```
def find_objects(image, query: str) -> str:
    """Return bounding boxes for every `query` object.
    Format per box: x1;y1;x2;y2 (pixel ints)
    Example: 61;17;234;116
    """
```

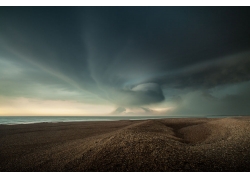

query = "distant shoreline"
0;115;248;125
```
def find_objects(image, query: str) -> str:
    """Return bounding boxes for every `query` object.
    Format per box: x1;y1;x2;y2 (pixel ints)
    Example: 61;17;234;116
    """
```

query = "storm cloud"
1;7;250;115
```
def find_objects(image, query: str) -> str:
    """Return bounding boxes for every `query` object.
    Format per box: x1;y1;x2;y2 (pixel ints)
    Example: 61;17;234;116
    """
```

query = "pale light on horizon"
0;96;114;116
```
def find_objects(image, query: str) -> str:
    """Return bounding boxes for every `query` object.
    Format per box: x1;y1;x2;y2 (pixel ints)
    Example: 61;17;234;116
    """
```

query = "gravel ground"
0;117;250;172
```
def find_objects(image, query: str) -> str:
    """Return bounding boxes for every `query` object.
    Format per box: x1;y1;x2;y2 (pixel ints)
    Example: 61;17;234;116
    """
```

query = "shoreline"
0;115;246;126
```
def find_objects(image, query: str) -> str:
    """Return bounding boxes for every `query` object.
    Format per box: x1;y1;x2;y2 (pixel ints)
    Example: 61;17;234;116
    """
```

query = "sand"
0;117;250;172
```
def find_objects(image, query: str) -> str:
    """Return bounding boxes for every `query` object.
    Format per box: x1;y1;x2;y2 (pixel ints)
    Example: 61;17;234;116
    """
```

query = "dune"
0;117;250;171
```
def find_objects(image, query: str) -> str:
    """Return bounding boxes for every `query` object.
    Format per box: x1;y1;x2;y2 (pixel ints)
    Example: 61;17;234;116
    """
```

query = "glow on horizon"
0;96;115;116
151;107;174;112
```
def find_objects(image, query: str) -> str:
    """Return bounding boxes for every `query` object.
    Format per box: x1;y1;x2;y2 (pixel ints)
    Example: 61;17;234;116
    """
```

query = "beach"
1;117;250;172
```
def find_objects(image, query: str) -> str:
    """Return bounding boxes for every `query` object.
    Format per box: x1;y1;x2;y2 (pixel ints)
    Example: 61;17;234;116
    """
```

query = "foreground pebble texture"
0;117;250;171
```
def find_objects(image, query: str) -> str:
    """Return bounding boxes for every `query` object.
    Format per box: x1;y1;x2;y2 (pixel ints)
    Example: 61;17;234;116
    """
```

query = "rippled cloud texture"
1;7;250;115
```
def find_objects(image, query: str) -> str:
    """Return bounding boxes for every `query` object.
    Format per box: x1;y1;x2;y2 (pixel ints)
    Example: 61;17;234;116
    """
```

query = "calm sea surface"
0;116;166;125
0;115;235;125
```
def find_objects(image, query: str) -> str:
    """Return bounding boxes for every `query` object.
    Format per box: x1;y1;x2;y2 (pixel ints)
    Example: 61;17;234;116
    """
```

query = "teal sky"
1;7;250;116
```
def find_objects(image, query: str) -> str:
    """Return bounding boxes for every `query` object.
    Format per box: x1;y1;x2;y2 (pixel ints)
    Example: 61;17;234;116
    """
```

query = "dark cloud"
1;7;250;115
152;51;250;89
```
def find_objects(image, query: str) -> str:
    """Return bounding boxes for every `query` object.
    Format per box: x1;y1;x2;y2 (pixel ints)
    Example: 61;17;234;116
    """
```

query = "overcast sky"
1;7;250;116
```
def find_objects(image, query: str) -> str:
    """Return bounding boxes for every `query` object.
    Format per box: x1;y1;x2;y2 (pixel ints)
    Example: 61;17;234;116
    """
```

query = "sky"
0;6;250;116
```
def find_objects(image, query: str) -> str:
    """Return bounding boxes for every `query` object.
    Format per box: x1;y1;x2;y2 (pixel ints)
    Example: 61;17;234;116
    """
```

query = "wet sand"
1;117;250;172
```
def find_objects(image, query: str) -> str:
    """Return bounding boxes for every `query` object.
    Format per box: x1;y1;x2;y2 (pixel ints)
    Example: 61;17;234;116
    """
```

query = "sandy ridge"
1;117;250;171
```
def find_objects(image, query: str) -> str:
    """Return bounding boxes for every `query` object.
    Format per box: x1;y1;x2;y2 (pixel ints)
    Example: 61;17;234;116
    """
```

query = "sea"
0;115;234;125
0;116;168;125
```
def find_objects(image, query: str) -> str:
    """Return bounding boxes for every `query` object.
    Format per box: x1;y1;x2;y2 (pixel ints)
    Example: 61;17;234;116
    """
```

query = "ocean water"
0;115;238;125
0;116;170;125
